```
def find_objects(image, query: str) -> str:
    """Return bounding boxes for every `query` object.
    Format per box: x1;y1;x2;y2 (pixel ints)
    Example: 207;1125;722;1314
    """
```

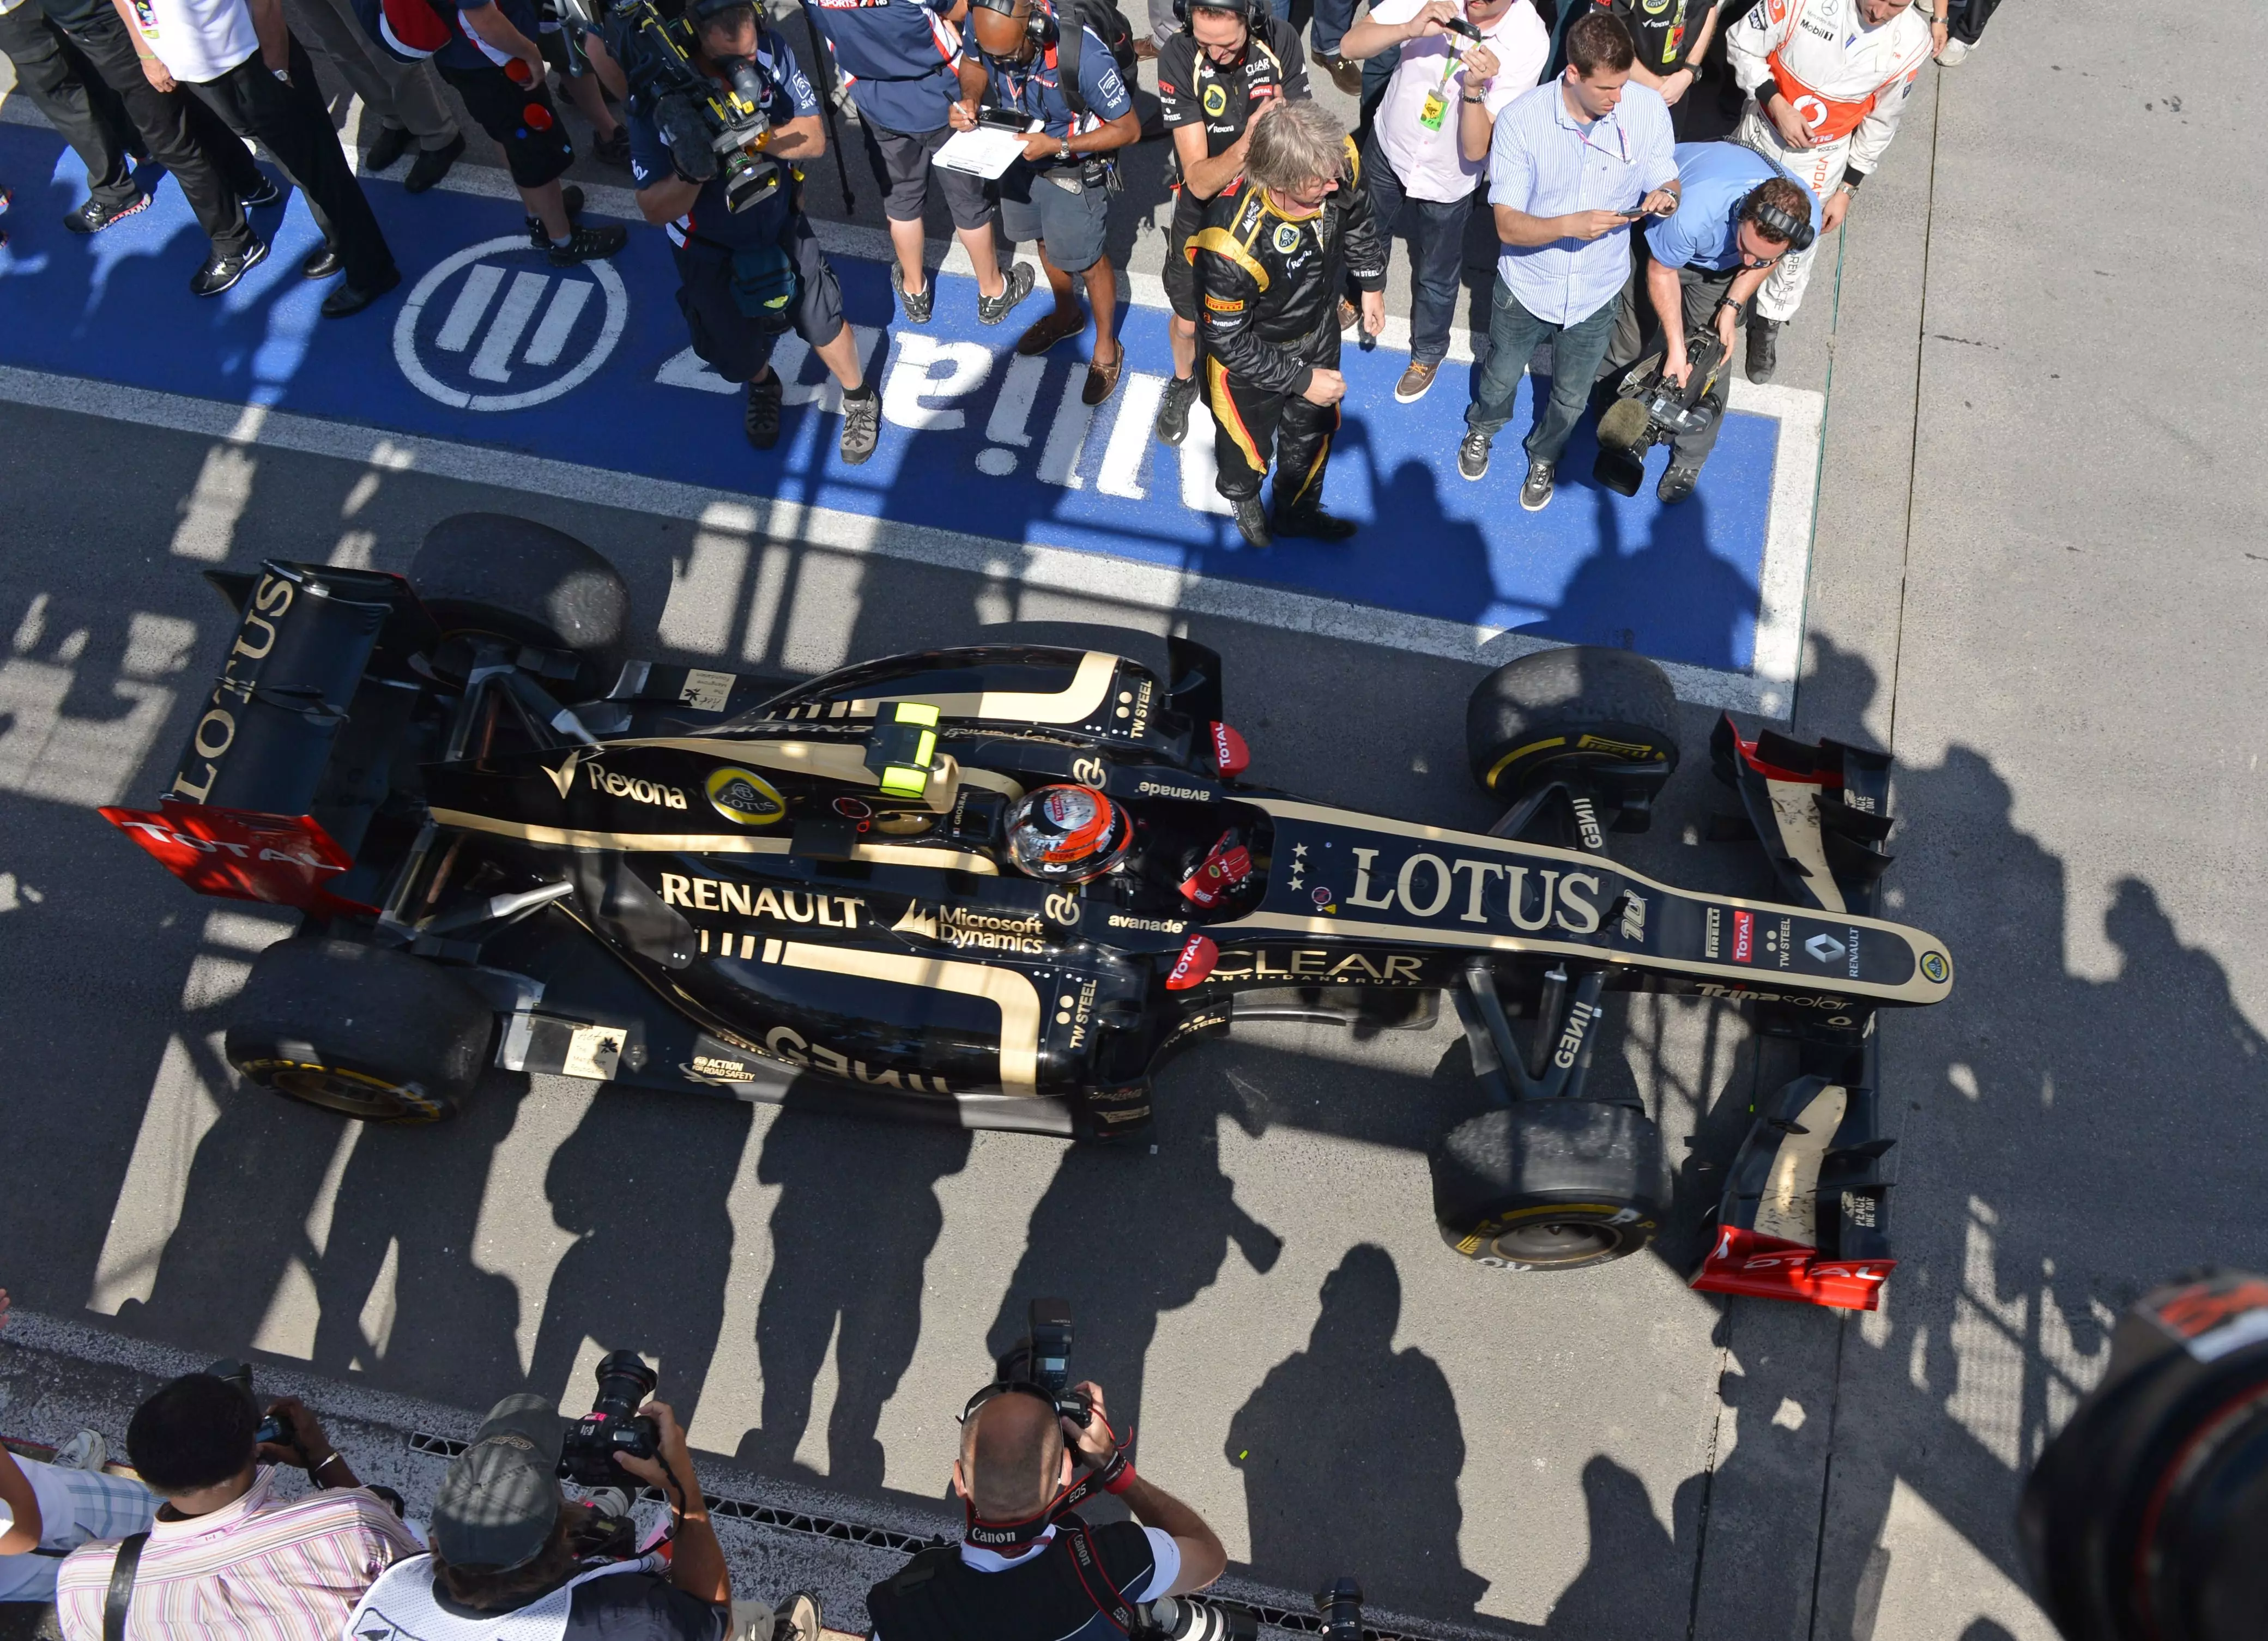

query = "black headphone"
1741;183;1816;252
967;0;1057;46
1171;0;1254;31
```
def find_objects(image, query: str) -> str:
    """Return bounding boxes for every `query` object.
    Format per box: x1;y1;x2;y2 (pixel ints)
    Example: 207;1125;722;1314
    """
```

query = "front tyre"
1465;645;1681;803
226;938;495;1123
408;513;630;687
1430;1103;1663;1271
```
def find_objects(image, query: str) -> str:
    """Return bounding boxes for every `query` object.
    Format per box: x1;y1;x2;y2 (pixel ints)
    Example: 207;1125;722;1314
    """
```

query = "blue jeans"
1361;132;1471;368
1463;277;1620;464
1306;0;1355;57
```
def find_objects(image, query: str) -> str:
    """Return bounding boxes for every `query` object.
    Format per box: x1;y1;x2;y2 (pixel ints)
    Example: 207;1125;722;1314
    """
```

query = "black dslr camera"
2021;1269;2268;1641
559;1351;663;1487
565;0;784;213
994;1299;1094;1427
1592;326;1728;497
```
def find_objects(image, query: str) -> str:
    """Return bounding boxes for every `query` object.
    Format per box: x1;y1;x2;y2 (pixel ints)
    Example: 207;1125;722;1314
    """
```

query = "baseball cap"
431;1394;566;1571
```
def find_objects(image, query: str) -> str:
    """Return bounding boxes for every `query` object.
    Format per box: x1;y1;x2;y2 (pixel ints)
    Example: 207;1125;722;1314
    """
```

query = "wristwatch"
1057;136;1074;163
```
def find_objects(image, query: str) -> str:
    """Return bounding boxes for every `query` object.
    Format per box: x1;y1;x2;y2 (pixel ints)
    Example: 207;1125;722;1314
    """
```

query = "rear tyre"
226;938;494;1123
1465;646;1681;800
1430;1103;1663;1271
408;513;630;683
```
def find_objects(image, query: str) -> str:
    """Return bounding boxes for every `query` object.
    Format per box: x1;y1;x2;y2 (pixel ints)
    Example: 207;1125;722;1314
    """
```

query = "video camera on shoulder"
559;1350;663;1487
990;1298;1095;1427
564;0;785;212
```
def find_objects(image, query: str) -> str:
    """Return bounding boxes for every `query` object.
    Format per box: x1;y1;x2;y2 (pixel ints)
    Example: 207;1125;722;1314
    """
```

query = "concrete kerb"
0;1306;1509;1641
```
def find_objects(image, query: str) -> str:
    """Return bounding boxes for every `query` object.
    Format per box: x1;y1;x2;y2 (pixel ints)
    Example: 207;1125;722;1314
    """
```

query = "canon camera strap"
1058;1517;1138;1637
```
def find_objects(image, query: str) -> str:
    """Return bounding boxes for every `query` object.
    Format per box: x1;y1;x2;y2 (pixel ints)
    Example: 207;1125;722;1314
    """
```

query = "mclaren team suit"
1726;0;1929;320
1190;141;1385;519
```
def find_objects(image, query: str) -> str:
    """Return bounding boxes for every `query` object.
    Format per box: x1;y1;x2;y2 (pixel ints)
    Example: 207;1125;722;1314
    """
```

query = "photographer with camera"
867;1304;1227;1641
1595;142;1816;502
53;1368;417;1641
627;0;883;462
344;1376;819;1641
955;0;1142;407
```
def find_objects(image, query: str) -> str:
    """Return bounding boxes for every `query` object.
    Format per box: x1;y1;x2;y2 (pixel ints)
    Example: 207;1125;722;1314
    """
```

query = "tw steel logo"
170;571;294;803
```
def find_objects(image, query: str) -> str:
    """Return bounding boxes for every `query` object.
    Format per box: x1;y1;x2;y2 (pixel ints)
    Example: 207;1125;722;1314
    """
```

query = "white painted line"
1035;366;1093;490
1099;372;1166;500
0;363;1791;714
433;263;503;353
467;270;548;383
524;277;594;369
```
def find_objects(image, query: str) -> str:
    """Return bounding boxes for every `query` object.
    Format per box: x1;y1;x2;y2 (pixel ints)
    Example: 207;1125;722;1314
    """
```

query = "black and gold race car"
102;515;1953;1309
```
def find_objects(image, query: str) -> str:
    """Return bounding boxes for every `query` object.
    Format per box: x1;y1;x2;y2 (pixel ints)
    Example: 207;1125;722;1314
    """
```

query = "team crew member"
805;0;1031;328
1724;0;1928;381
958;0;1141;405
1459;9;1674;510
111;0;400;316
282;0;462;188
1152;0;1309;445
0;0;269;293
866;1376;1226;1641
630;0;882;463
359;0;625;262
1192;99;1384;549
1600;142;1818;501
1549;0;1719;112
1337;0;1546;403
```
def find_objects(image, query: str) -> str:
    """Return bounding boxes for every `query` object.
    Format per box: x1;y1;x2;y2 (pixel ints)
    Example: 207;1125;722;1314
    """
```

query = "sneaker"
527;184;586;249
894;267;934;324
745;372;784;450
1457;429;1492;482
1273;505;1358;541
190;235;268;297
240;175;282;209
64;193;148;234
1746;317;1780;384
403;132;465;193
839;389;880;465
1658;463;1701;504
50;1431;106;1472
1519;457;1555;512
590;126;632;166
977;261;1036;326
772;1592;822;1641
1394;360;1438;403
1230;495;1271;549
548;223;627;265
1155;373;1199;446
1936;35;1969;63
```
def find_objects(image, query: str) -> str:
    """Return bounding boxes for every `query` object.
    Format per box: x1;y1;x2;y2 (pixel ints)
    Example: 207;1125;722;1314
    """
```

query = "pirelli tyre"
1430;1102;1664;1271
409;513;630;684
226;938;495;1123
1465;646;1681;801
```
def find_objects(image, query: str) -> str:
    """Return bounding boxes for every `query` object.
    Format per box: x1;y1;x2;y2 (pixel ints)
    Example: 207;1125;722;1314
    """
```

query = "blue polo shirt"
1487;75;1676;326
1647;141;1820;273
804;0;963;136
978;7;1130;142
627;26;819;251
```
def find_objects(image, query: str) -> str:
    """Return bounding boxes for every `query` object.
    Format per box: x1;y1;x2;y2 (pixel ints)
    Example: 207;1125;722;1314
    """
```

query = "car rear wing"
98;561;439;916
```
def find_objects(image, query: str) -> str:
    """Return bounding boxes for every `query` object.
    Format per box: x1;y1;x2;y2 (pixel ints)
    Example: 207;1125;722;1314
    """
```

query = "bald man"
866;1379;1226;1639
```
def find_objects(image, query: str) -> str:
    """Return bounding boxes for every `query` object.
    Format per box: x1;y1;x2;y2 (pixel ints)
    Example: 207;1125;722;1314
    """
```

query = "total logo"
395;237;627;412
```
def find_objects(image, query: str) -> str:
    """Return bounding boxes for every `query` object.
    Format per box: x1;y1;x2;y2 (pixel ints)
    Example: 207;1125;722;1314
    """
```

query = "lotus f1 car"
101;516;1954;1310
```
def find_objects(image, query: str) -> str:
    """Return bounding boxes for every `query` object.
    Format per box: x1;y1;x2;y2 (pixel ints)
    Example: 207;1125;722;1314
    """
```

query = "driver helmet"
1004;785;1133;882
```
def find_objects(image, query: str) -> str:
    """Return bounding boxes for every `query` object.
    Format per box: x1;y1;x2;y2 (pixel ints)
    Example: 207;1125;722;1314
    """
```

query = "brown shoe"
1081;347;1123;405
1134;35;1158;58
1015;307;1086;357
1394;360;1438;403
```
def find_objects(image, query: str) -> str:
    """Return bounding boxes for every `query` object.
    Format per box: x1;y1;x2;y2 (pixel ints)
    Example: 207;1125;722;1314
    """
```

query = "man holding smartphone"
1336;0;1545;403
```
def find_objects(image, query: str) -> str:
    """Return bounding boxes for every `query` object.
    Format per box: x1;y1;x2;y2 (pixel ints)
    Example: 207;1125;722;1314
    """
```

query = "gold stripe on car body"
842;651;1122;727
763;940;1043;1095
424;808;1000;873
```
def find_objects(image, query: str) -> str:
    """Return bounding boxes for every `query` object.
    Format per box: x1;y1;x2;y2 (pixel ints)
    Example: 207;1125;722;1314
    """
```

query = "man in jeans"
1458;8;1674;511
1336;0;1545;403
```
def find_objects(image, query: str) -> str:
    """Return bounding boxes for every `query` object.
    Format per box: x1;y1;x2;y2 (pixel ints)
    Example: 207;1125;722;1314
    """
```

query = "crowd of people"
0;0;1994;531
0;1285;1230;1641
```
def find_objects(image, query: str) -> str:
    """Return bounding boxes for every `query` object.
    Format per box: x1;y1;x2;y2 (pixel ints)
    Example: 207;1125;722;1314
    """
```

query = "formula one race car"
102;516;1954;1309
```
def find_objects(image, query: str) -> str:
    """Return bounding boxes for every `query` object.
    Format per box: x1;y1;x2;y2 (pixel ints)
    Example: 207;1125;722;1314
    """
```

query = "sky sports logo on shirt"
1731;909;1754;963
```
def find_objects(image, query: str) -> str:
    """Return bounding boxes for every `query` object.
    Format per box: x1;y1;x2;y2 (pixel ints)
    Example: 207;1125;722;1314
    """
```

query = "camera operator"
53;1372;418;1641
867;1378;1225;1641
344;1391;819;1641
1150;0;1310;447
628;0;883;462
1597;143;1816;502
1191;97;1383;549
955;0;1141;407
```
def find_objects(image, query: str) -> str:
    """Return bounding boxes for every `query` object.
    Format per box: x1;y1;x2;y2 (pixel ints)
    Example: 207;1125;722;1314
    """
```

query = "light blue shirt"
1647;141;1820;272
1487;76;1678;326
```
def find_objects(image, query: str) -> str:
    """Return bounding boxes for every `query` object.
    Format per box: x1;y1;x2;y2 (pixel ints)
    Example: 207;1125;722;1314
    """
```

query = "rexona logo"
585;762;688;810
892;902;1049;954
1342;846;1605;935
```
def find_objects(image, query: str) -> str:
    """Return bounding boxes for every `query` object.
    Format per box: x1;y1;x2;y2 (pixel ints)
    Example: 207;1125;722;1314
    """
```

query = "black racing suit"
1190;142;1385;513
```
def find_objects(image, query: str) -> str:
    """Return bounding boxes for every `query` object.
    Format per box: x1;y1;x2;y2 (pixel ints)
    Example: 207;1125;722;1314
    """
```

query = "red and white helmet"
1004;785;1133;882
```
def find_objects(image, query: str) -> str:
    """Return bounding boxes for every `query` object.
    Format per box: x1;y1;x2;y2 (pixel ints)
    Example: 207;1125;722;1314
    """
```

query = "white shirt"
1725;0;1928;173
1372;0;1547;203
122;0;263;85
1488;75;1676;324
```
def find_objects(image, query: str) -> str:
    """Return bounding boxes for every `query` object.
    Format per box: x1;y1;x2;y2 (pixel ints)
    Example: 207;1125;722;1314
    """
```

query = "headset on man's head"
1171;0;1254;31
967;0;1057;49
1741;181;1817;252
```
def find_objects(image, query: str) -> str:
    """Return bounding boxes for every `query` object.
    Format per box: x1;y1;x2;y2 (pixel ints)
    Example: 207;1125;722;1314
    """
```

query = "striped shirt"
53;1467;420;1641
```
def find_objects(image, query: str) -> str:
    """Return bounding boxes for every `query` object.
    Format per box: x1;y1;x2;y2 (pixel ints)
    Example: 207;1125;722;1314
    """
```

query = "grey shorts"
672;214;846;385
996;160;1109;274
862;120;995;230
